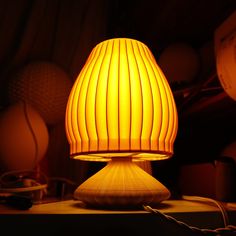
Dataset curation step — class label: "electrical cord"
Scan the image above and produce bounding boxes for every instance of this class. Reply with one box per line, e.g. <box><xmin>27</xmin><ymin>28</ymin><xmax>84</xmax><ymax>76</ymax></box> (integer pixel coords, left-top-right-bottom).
<box><xmin>48</xmin><ymin>177</ymin><xmax>77</xmax><ymax>187</ymax></box>
<box><xmin>143</xmin><ymin>194</ymin><xmax>236</xmax><ymax>235</ymax></box>
<box><xmin>0</xmin><ymin>169</ymin><xmax>48</xmax><ymax>192</ymax></box>
<box><xmin>0</xmin><ymin>169</ymin><xmax>79</xmax><ymax>209</ymax></box>
<box><xmin>143</xmin><ymin>205</ymin><xmax>236</xmax><ymax>235</ymax></box>
<box><xmin>182</xmin><ymin>195</ymin><xmax>229</xmax><ymax>227</ymax></box>
<box><xmin>0</xmin><ymin>169</ymin><xmax>48</xmax><ymax>208</ymax></box>
<box><xmin>47</xmin><ymin>176</ymin><xmax>77</xmax><ymax>200</ymax></box>
<box><xmin>0</xmin><ymin>183</ymin><xmax>47</xmax><ymax>193</ymax></box>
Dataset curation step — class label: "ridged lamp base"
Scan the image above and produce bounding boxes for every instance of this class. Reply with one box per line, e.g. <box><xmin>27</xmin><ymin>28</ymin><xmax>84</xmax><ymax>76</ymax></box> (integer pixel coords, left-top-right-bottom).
<box><xmin>74</xmin><ymin>157</ymin><xmax>170</xmax><ymax>209</ymax></box>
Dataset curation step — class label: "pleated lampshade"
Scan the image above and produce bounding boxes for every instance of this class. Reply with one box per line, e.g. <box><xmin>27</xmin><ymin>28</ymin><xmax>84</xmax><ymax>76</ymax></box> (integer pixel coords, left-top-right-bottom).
<box><xmin>65</xmin><ymin>38</ymin><xmax>178</xmax><ymax>208</ymax></box>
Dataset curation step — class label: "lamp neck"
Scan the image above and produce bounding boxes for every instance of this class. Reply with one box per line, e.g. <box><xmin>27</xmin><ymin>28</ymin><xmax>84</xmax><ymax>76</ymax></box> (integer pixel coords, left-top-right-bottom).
<box><xmin>110</xmin><ymin>157</ymin><xmax>132</xmax><ymax>163</ymax></box>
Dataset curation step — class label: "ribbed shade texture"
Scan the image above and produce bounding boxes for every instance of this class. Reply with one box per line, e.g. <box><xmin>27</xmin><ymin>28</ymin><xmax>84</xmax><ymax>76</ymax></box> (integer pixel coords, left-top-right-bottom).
<box><xmin>65</xmin><ymin>38</ymin><xmax>178</xmax><ymax>161</ymax></box>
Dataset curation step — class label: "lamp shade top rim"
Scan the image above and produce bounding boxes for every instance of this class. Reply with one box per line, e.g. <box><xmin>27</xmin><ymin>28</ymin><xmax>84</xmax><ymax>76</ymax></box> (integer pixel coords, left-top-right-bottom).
<box><xmin>95</xmin><ymin>37</ymin><xmax>148</xmax><ymax>47</ymax></box>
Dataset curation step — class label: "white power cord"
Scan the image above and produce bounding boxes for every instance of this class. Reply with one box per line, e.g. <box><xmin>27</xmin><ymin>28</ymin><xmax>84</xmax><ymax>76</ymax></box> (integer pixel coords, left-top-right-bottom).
<box><xmin>182</xmin><ymin>195</ymin><xmax>229</xmax><ymax>227</ymax></box>
<box><xmin>143</xmin><ymin>195</ymin><xmax>236</xmax><ymax>235</ymax></box>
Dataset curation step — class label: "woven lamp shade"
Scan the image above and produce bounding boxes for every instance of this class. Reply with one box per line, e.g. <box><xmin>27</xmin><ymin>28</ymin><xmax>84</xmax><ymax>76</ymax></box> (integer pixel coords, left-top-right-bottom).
<box><xmin>65</xmin><ymin>38</ymin><xmax>178</xmax><ymax>207</ymax></box>
<box><xmin>8</xmin><ymin>61</ymin><xmax>72</xmax><ymax>125</ymax></box>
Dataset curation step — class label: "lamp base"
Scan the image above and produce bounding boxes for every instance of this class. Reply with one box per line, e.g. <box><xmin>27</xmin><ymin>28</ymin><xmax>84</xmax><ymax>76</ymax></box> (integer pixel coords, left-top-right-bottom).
<box><xmin>74</xmin><ymin>158</ymin><xmax>170</xmax><ymax>209</ymax></box>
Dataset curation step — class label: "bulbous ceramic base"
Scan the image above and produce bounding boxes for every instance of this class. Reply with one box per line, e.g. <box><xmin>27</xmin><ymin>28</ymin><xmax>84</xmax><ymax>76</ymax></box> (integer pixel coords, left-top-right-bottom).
<box><xmin>74</xmin><ymin>158</ymin><xmax>170</xmax><ymax>209</ymax></box>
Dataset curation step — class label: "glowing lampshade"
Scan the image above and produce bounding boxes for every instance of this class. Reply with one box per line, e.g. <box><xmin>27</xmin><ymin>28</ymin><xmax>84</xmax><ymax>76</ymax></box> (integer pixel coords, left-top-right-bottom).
<box><xmin>65</xmin><ymin>38</ymin><xmax>178</xmax><ymax>208</ymax></box>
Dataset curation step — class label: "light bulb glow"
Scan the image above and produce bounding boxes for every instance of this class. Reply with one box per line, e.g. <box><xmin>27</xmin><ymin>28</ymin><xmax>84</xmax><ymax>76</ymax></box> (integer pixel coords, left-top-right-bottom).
<box><xmin>65</xmin><ymin>38</ymin><xmax>178</xmax><ymax>161</ymax></box>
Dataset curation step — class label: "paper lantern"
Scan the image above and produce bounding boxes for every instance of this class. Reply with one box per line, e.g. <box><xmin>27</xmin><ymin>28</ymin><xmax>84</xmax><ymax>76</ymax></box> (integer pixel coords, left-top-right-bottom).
<box><xmin>158</xmin><ymin>43</ymin><xmax>200</xmax><ymax>86</ymax></box>
<box><xmin>0</xmin><ymin>102</ymin><xmax>49</xmax><ymax>171</ymax></box>
<box><xmin>7</xmin><ymin>61</ymin><xmax>72</xmax><ymax>125</ymax></box>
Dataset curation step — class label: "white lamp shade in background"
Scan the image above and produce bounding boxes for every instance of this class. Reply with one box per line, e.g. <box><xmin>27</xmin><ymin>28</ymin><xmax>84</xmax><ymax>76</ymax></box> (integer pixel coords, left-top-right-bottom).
<box><xmin>216</xmin><ymin>31</ymin><xmax>236</xmax><ymax>101</ymax></box>
<box><xmin>7</xmin><ymin>61</ymin><xmax>72</xmax><ymax>125</ymax></box>
<box><xmin>0</xmin><ymin>102</ymin><xmax>49</xmax><ymax>171</ymax></box>
<box><xmin>158</xmin><ymin>43</ymin><xmax>200</xmax><ymax>86</ymax></box>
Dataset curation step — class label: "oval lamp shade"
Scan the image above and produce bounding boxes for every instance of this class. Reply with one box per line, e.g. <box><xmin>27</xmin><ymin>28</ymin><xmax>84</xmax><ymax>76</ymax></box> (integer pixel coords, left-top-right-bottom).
<box><xmin>216</xmin><ymin>31</ymin><xmax>236</xmax><ymax>100</ymax></box>
<box><xmin>65</xmin><ymin>38</ymin><xmax>178</xmax><ymax>208</ymax></box>
<box><xmin>0</xmin><ymin>102</ymin><xmax>49</xmax><ymax>171</ymax></box>
<box><xmin>158</xmin><ymin>43</ymin><xmax>200</xmax><ymax>86</ymax></box>
<box><xmin>7</xmin><ymin>61</ymin><xmax>72</xmax><ymax>125</ymax></box>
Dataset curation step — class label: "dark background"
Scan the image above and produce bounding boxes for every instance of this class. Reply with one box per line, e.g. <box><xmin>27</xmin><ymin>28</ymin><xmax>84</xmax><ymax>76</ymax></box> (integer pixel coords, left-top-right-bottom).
<box><xmin>0</xmin><ymin>0</ymin><xmax>235</xmax><ymax>197</ymax></box>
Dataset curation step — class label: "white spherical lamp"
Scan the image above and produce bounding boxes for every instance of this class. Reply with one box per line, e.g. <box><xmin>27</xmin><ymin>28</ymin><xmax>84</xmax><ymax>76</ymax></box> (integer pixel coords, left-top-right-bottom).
<box><xmin>7</xmin><ymin>61</ymin><xmax>72</xmax><ymax>125</ymax></box>
<box><xmin>158</xmin><ymin>43</ymin><xmax>200</xmax><ymax>86</ymax></box>
<box><xmin>0</xmin><ymin>102</ymin><xmax>49</xmax><ymax>171</ymax></box>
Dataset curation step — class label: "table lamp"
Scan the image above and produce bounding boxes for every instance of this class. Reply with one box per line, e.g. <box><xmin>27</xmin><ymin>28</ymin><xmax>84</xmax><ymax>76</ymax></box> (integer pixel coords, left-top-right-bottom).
<box><xmin>65</xmin><ymin>38</ymin><xmax>178</xmax><ymax>208</ymax></box>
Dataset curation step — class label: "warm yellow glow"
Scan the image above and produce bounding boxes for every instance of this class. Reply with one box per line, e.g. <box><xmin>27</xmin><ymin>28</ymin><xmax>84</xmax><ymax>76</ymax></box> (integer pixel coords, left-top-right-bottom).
<box><xmin>65</xmin><ymin>38</ymin><xmax>178</xmax><ymax>161</ymax></box>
